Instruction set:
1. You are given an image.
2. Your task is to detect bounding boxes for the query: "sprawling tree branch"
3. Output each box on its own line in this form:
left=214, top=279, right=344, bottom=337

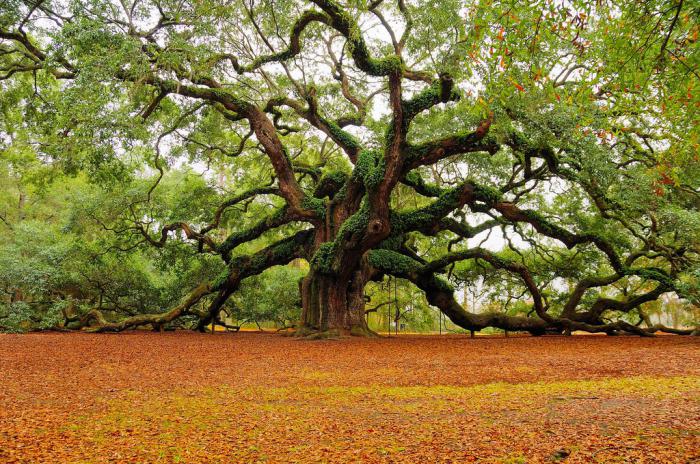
left=2, top=0, right=696, bottom=337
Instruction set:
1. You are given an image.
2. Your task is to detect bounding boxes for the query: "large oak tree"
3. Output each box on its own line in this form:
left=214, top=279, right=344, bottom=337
left=1, top=0, right=698, bottom=336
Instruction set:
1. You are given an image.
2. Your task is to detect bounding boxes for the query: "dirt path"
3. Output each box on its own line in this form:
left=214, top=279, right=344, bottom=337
left=0, top=332, right=698, bottom=463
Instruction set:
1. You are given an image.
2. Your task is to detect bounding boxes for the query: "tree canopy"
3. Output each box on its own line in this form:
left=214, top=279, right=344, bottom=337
left=1, top=0, right=698, bottom=336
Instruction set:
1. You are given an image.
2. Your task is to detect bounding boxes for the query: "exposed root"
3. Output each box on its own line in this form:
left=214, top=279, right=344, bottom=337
left=290, top=325, right=379, bottom=339
left=349, top=325, right=380, bottom=337
left=296, top=328, right=341, bottom=340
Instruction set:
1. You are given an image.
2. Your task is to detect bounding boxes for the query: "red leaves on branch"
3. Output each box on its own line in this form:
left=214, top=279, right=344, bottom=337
left=496, top=27, right=505, bottom=41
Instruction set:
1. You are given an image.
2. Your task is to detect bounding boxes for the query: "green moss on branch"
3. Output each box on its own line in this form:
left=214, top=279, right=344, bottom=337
left=367, top=249, right=422, bottom=275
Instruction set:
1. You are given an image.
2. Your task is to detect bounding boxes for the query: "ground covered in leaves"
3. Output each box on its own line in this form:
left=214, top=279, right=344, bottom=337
left=0, top=332, right=698, bottom=463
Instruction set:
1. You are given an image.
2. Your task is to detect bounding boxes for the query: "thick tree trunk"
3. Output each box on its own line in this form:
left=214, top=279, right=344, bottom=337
left=294, top=197, right=377, bottom=337
left=299, top=268, right=373, bottom=336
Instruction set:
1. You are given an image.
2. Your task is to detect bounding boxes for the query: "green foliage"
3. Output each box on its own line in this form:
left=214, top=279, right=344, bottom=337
left=228, top=266, right=305, bottom=327
left=0, top=152, right=225, bottom=331
left=0, top=0, right=698, bottom=334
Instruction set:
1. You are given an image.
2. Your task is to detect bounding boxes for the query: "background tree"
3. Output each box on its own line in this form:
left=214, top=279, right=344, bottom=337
left=227, top=266, right=306, bottom=330
left=0, top=0, right=698, bottom=336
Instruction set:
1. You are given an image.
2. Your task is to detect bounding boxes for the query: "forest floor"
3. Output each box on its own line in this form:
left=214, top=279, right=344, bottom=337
left=0, top=332, right=698, bottom=463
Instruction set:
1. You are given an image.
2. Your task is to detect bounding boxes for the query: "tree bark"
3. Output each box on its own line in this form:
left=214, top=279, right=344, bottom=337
left=299, top=267, right=373, bottom=336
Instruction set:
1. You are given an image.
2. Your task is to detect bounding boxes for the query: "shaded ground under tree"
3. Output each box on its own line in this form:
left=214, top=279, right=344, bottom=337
left=0, top=332, right=698, bottom=463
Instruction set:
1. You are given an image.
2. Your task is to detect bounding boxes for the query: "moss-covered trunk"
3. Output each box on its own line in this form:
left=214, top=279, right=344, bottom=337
left=299, top=267, right=372, bottom=336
